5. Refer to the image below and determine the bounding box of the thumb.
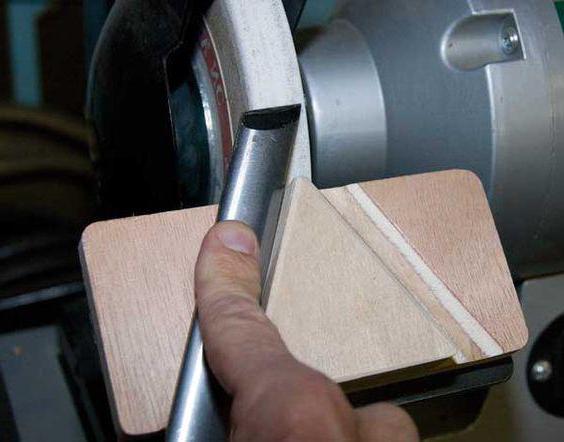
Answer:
[194,222,418,442]
[194,221,293,395]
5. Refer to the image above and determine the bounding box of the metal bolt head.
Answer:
[501,25,520,55]
[530,360,553,382]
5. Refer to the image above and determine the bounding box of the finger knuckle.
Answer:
[204,294,258,325]
[213,251,260,282]
[281,373,337,427]
[382,406,419,441]
[368,403,419,441]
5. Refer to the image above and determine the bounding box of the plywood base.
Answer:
[79,170,527,436]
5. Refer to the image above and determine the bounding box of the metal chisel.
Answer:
[167,104,302,441]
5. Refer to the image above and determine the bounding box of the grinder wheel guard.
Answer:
[87,0,310,218]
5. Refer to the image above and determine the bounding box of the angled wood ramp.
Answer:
[265,178,456,383]
[324,183,498,363]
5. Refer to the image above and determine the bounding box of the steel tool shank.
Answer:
[167,104,301,441]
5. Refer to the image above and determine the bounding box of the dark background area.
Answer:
[0,1,116,440]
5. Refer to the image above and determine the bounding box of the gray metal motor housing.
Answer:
[298,0,564,278]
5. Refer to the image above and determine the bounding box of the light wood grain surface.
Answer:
[360,171,528,353]
[265,179,456,383]
[80,170,527,436]
[323,185,484,363]
[81,206,217,436]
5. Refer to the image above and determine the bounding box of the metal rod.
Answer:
[167,104,301,442]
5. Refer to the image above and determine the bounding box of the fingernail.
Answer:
[217,223,257,255]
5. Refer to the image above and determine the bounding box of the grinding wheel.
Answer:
[192,0,311,201]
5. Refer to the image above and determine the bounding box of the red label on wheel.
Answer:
[198,24,233,173]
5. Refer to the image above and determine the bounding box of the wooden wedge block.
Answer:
[324,184,493,363]
[265,178,456,384]
[79,170,527,436]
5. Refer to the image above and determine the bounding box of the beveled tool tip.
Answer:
[241,104,301,130]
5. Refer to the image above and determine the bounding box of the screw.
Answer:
[501,25,520,55]
[530,360,553,382]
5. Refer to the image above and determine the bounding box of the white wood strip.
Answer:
[346,183,503,357]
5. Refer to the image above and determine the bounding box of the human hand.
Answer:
[195,221,419,441]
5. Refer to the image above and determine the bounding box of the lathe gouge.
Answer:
[167,104,301,441]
